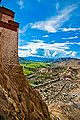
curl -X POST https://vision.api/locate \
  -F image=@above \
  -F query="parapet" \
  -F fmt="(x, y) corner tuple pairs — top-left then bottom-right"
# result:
(0, 6), (14, 17)
(0, 6), (19, 31)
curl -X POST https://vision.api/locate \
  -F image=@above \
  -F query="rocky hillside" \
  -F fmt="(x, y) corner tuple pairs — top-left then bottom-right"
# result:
(0, 64), (51, 120)
(25, 59), (80, 120)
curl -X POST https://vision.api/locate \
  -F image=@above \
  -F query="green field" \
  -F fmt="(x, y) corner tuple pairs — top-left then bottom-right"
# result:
(20, 61), (48, 75)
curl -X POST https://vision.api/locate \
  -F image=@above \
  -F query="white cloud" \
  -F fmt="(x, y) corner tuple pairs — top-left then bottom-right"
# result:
(18, 49), (37, 57)
(77, 43), (80, 45)
(44, 50), (51, 57)
(19, 23), (33, 35)
(19, 41), (70, 51)
(51, 41), (55, 43)
(19, 25), (29, 34)
(70, 51), (77, 57)
(52, 51), (58, 57)
(17, 0), (24, 9)
(66, 41), (80, 45)
(52, 50), (77, 58)
(18, 39), (27, 44)
(62, 36), (78, 40)
(52, 50), (72, 58)
(43, 35), (49, 38)
(18, 41), (79, 58)
(31, 39), (44, 43)
(18, 50), (30, 57)
(62, 28), (80, 32)
(31, 3), (79, 33)
(18, 41), (72, 57)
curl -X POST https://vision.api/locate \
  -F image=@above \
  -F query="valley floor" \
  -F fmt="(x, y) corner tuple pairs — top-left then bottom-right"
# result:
(21, 59), (80, 120)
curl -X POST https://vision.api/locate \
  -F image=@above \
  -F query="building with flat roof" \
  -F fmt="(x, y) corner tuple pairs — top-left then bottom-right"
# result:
(0, 6), (19, 67)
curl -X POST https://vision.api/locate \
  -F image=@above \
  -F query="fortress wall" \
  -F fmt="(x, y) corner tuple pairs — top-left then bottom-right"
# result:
(0, 27), (2, 64)
(0, 6), (19, 67)
(0, 26), (19, 66)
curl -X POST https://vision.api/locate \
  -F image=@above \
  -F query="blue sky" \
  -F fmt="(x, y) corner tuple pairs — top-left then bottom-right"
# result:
(2, 0), (80, 58)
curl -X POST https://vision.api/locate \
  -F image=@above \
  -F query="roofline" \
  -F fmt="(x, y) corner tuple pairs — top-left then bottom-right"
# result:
(8, 20), (19, 28)
(0, 6), (15, 17)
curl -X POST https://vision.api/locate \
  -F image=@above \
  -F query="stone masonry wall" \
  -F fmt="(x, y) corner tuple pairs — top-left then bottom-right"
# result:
(0, 40), (2, 64)
(0, 26), (19, 66)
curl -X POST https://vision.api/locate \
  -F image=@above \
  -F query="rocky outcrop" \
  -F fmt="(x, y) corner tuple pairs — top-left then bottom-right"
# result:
(49, 101), (80, 120)
(0, 64), (51, 120)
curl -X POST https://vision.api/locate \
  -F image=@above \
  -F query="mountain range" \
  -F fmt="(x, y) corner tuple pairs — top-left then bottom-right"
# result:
(19, 56), (78, 63)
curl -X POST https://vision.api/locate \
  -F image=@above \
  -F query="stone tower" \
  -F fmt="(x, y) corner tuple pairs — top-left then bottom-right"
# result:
(0, 6), (19, 67)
